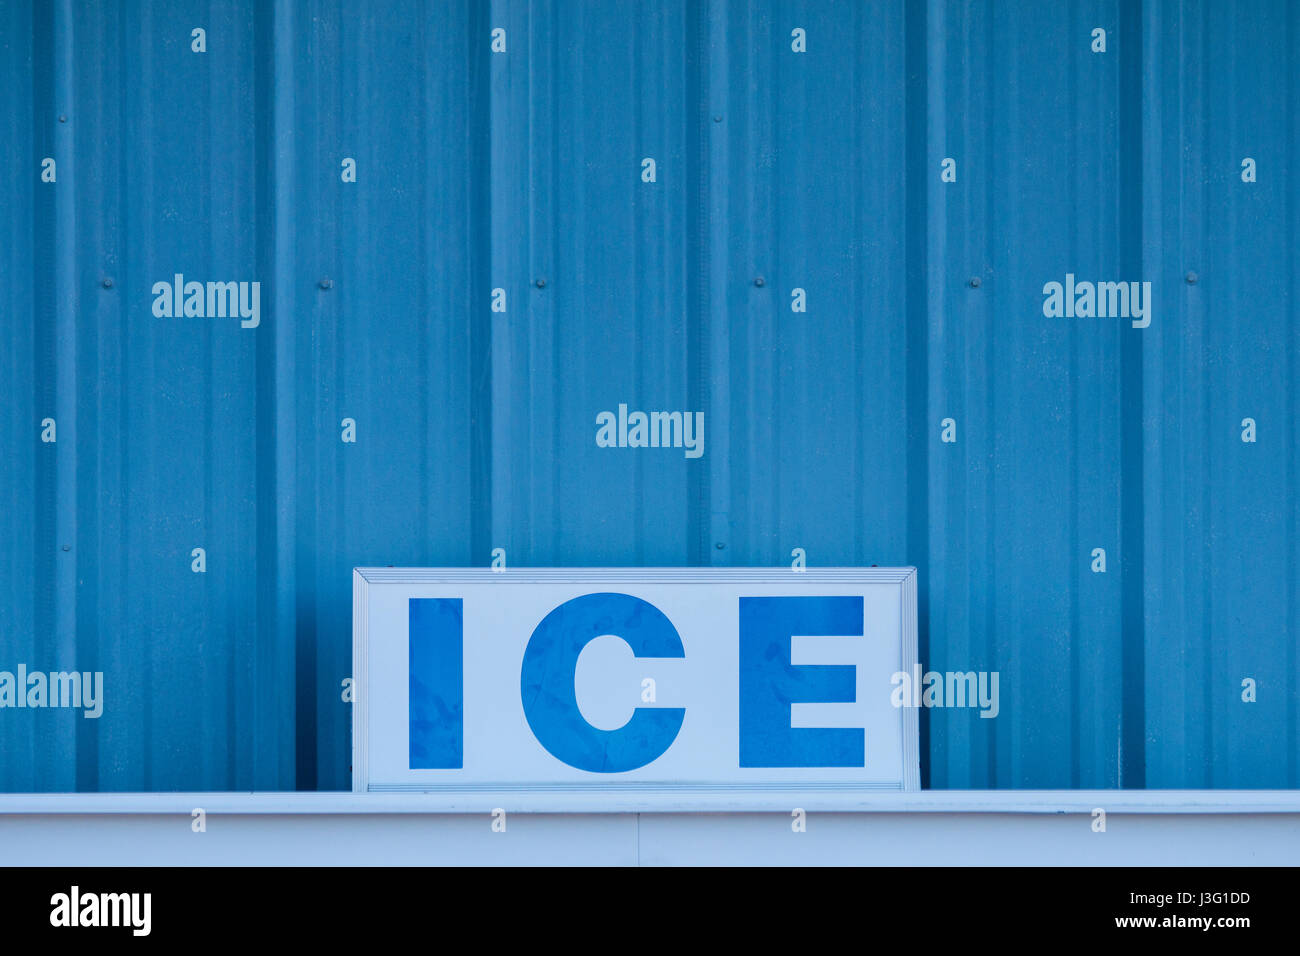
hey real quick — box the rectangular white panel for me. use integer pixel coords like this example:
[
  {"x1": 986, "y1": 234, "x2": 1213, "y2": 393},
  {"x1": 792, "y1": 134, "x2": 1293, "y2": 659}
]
[{"x1": 353, "y1": 568, "x2": 918, "y2": 807}]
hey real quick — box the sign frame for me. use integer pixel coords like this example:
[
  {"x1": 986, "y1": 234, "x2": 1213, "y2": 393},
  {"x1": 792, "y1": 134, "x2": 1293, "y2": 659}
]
[{"x1": 352, "y1": 567, "x2": 920, "y2": 806}]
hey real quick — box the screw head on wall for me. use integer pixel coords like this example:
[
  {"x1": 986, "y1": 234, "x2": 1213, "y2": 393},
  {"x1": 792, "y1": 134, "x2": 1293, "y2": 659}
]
[
  {"x1": 535, "y1": 278, "x2": 546, "y2": 289},
  {"x1": 101, "y1": 278, "x2": 113, "y2": 289},
  {"x1": 1185, "y1": 271, "x2": 1199, "y2": 284},
  {"x1": 754, "y1": 276, "x2": 765, "y2": 288},
  {"x1": 969, "y1": 276, "x2": 981, "y2": 288},
  {"x1": 319, "y1": 278, "x2": 333, "y2": 290}
]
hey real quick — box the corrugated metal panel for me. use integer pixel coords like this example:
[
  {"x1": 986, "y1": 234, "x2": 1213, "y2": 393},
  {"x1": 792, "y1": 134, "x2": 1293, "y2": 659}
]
[{"x1": 1, "y1": 0, "x2": 1296, "y2": 792}]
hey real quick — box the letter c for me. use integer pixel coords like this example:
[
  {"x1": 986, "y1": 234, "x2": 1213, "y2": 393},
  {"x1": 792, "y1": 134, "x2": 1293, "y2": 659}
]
[{"x1": 520, "y1": 593, "x2": 685, "y2": 772}]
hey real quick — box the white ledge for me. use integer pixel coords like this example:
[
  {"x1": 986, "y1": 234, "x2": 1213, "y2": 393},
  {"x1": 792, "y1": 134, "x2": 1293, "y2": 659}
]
[{"x1": 1, "y1": 790, "x2": 1299, "y2": 815}]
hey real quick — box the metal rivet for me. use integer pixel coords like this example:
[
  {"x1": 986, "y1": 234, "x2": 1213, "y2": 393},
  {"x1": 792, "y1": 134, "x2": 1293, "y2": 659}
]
[
  {"x1": 61, "y1": 544, "x2": 70, "y2": 552},
  {"x1": 535, "y1": 278, "x2": 546, "y2": 289},
  {"x1": 319, "y1": 278, "x2": 332, "y2": 290},
  {"x1": 715, "y1": 542, "x2": 726, "y2": 550},
  {"x1": 713, "y1": 115, "x2": 722, "y2": 123},
  {"x1": 58, "y1": 114, "x2": 67, "y2": 123},
  {"x1": 1185, "y1": 271, "x2": 1198, "y2": 284},
  {"x1": 969, "y1": 276, "x2": 981, "y2": 288},
  {"x1": 754, "y1": 276, "x2": 765, "y2": 287},
  {"x1": 101, "y1": 278, "x2": 113, "y2": 289}
]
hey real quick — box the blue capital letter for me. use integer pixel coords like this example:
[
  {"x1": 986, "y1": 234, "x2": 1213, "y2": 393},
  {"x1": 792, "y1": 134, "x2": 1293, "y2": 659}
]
[
  {"x1": 521, "y1": 592, "x2": 686, "y2": 773},
  {"x1": 409, "y1": 598, "x2": 464, "y2": 769},
  {"x1": 739, "y1": 596, "x2": 863, "y2": 767}
]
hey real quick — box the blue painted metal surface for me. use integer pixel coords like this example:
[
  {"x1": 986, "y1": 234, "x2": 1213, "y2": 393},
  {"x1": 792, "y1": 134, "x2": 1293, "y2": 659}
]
[{"x1": 1, "y1": 0, "x2": 1297, "y2": 792}]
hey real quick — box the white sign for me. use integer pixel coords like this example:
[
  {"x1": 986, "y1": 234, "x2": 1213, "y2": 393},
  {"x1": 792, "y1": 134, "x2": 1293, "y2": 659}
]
[{"x1": 353, "y1": 568, "x2": 919, "y2": 807}]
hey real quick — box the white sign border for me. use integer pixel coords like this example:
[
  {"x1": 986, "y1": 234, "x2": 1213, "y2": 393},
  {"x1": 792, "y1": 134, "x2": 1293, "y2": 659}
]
[{"x1": 352, "y1": 567, "x2": 920, "y2": 804}]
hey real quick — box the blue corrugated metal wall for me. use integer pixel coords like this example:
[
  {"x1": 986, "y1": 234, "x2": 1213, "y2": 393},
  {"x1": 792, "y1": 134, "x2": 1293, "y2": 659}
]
[{"x1": 1, "y1": 0, "x2": 1296, "y2": 792}]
